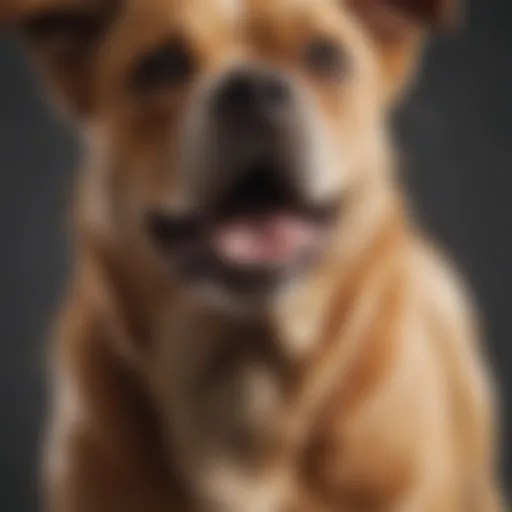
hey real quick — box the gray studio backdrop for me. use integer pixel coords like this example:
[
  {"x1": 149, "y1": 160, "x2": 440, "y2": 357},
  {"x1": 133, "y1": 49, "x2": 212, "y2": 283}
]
[{"x1": 0, "y1": 0, "x2": 510, "y2": 510}]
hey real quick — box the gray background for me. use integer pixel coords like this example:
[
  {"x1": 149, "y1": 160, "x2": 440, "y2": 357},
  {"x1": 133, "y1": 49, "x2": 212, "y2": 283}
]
[{"x1": 0, "y1": 0, "x2": 510, "y2": 510}]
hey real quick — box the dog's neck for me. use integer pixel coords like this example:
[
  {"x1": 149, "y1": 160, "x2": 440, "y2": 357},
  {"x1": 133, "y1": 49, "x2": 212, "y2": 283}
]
[{"x1": 75, "y1": 166, "x2": 406, "y2": 509}]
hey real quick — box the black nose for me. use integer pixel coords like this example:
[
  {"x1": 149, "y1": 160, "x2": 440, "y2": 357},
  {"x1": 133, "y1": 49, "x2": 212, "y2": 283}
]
[{"x1": 214, "y1": 68, "x2": 292, "y2": 124}]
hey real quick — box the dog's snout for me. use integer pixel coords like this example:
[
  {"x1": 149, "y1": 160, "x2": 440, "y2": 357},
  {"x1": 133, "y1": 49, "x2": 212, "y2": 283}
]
[{"x1": 214, "y1": 68, "x2": 292, "y2": 124}]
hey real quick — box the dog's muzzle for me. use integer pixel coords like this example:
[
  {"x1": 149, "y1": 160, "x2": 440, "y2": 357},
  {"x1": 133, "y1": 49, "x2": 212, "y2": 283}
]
[{"x1": 147, "y1": 66, "x2": 339, "y2": 295}]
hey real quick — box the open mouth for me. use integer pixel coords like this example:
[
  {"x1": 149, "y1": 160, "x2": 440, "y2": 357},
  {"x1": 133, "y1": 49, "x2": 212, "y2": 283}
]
[{"x1": 148, "y1": 157, "x2": 338, "y2": 293}]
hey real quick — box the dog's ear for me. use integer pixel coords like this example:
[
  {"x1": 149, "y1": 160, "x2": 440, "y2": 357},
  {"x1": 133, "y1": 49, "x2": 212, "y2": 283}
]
[
  {"x1": 346, "y1": 0, "x2": 460, "y2": 102},
  {"x1": 6, "y1": 0, "x2": 119, "y2": 118},
  {"x1": 397, "y1": 0, "x2": 456, "y2": 25},
  {"x1": 347, "y1": 0, "x2": 458, "y2": 38}
]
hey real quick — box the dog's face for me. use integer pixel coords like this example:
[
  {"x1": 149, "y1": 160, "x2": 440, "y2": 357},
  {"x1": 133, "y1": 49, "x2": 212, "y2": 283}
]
[{"x1": 14, "y1": 0, "x2": 453, "y2": 305}]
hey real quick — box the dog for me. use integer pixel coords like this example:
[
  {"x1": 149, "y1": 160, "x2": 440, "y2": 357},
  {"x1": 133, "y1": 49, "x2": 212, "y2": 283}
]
[{"x1": 4, "y1": 0, "x2": 505, "y2": 510}]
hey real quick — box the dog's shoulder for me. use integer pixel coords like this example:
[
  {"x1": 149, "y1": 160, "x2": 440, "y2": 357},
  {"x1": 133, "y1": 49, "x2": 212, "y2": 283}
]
[
  {"x1": 407, "y1": 234, "x2": 499, "y2": 471},
  {"x1": 408, "y1": 235, "x2": 477, "y2": 339}
]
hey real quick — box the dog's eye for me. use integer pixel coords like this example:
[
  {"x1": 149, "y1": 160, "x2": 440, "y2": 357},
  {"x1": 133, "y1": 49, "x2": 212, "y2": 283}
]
[
  {"x1": 130, "y1": 38, "x2": 194, "y2": 92},
  {"x1": 302, "y1": 37, "x2": 349, "y2": 81}
]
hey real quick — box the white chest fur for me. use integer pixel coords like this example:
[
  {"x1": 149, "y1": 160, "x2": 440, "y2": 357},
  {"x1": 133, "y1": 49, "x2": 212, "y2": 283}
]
[
  {"x1": 150, "y1": 307, "x2": 291, "y2": 512},
  {"x1": 195, "y1": 459, "x2": 288, "y2": 512}
]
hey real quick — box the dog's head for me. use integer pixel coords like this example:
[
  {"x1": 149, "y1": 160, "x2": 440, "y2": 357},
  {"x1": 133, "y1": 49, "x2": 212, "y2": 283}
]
[{"x1": 8, "y1": 0, "x2": 455, "y2": 306}]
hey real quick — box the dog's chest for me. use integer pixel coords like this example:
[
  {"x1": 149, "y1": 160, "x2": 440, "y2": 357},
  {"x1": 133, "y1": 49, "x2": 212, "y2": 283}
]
[
  {"x1": 156, "y1": 315, "x2": 292, "y2": 511},
  {"x1": 193, "y1": 459, "x2": 288, "y2": 512},
  {"x1": 181, "y1": 357, "x2": 288, "y2": 512}
]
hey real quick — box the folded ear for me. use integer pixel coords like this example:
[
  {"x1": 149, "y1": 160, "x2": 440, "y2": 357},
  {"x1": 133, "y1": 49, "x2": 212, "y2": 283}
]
[
  {"x1": 378, "y1": 0, "x2": 456, "y2": 27},
  {"x1": 346, "y1": 0, "x2": 460, "y2": 102},
  {"x1": 6, "y1": 0, "x2": 119, "y2": 118},
  {"x1": 348, "y1": 0, "x2": 458, "y2": 37},
  {"x1": 0, "y1": 1, "x2": 32, "y2": 26}
]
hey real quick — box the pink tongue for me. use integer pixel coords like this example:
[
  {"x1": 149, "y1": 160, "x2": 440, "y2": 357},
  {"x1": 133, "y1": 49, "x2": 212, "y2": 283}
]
[{"x1": 212, "y1": 214, "x2": 317, "y2": 267}]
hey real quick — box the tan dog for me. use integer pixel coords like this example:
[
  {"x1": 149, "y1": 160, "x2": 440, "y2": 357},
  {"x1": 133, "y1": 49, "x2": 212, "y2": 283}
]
[{"x1": 4, "y1": 0, "x2": 505, "y2": 510}]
